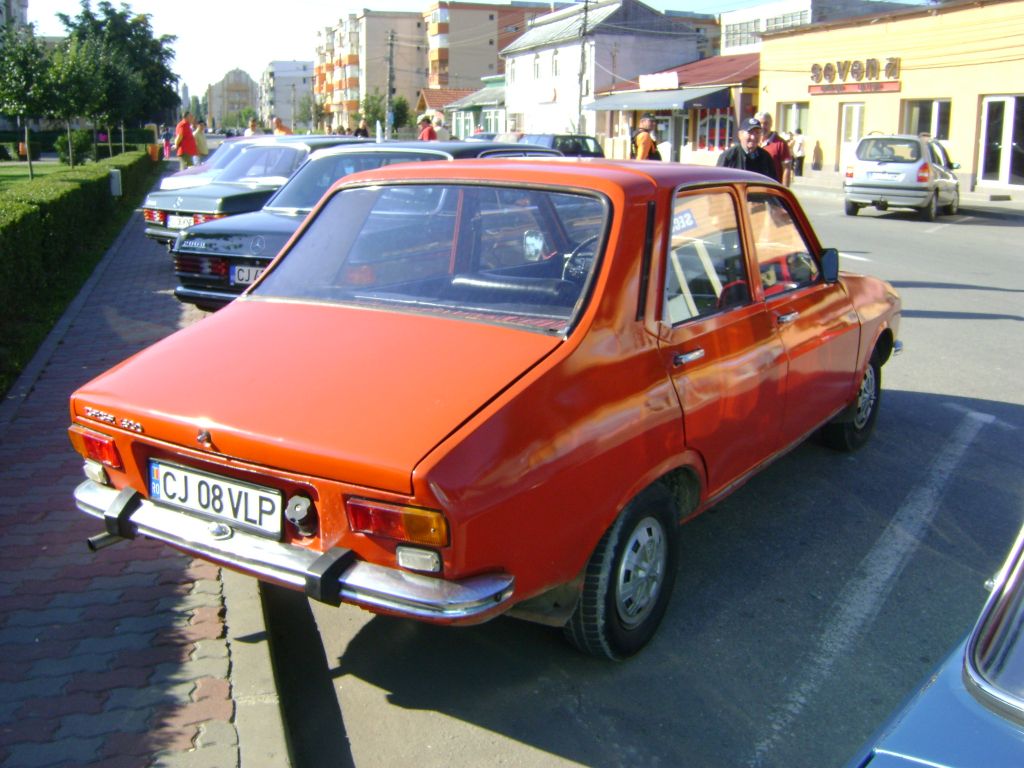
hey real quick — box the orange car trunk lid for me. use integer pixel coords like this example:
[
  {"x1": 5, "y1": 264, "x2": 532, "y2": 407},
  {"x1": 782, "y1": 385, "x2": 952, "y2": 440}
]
[{"x1": 71, "y1": 300, "x2": 562, "y2": 494}]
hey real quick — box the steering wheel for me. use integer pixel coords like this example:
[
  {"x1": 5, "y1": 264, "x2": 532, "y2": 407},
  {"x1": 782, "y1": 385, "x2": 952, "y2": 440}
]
[{"x1": 562, "y1": 235, "x2": 599, "y2": 282}]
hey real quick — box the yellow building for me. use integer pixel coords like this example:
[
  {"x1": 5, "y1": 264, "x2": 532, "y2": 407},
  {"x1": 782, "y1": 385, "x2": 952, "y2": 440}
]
[{"x1": 760, "y1": 0, "x2": 1024, "y2": 192}]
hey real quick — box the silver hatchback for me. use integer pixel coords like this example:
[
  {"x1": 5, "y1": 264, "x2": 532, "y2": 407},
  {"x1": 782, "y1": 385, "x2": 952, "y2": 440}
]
[{"x1": 844, "y1": 134, "x2": 960, "y2": 220}]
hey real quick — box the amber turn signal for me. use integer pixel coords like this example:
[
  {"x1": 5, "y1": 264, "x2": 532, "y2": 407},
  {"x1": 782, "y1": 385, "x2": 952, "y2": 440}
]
[{"x1": 345, "y1": 498, "x2": 449, "y2": 548}]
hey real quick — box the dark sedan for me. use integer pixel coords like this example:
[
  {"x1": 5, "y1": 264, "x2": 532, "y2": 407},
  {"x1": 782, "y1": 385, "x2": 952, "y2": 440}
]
[
  {"x1": 170, "y1": 140, "x2": 561, "y2": 311},
  {"x1": 141, "y1": 136, "x2": 367, "y2": 246}
]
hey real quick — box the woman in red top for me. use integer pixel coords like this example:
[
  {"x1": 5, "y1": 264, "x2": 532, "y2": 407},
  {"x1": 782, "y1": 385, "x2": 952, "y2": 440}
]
[
  {"x1": 417, "y1": 117, "x2": 437, "y2": 141},
  {"x1": 174, "y1": 112, "x2": 197, "y2": 170}
]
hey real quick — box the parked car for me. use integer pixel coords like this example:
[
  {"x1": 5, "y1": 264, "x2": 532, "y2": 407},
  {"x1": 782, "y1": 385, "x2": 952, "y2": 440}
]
[
  {"x1": 140, "y1": 136, "x2": 366, "y2": 245},
  {"x1": 516, "y1": 133, "x2": 605, "y2": 157},
  {"x1": 171, "y1": 140, "x2": 562, "y2": 311},
  {"x1": 843, "y1": 134, "x2": 960, "y2": 220},
  {"x1": 847, "y1": 524, "x2": 1024, "y2": 767},
  {"x1": 69, "y1": 160, "x2": 901, "y2": 659},
  {"x1": 159, "y1": 136, "x2": 255, "y2": 191}
]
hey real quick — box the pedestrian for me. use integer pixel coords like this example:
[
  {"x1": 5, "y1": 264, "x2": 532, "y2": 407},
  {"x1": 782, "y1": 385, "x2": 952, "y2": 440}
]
[
  {"x1": 755, "y1": 111, "x2": 791, "y2": 184},
  {"x1": 417, "y1": 116, "x2": 437, "y2": 141},
  {"x1": 791, "y1": 128, "x2": 806, "y2": 177},
  {"x1": 716, "y1": 117, "x2": 776, "y2": 180},
  {"x1": 244, "y1": 117, "x2": 260, "y2": 137},
  {"x1": 434, "y1": 119, "x2": 451, "y2": 141},
  {"x1": 632, "y1": 115, "x2": 662, "y2": 161},
  {"x1": 353, "y1": 119, "x2": 369, "y2": 138},
  {"x1": 272, "y1": 116, "x2": 293, "y2": 135},
  {"x1": 193, "y1": 120, "x2": 209, "y2": 165},
  {"x1": 160, "y1": 125, "x2": 171, "y2": 159},
  {"x1": 173, "y1": 111, "x2": 197, "y2": 170}
]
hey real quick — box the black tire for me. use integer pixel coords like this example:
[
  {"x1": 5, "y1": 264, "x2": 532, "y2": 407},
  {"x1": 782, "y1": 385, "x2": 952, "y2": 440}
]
[
  {"x1": 821, "y1": 355, "x2": 881, "y2": 452},
  {"x1": 919, "y1": 194, "x2": 937, "y2": 222},
  {"x1": 844, "y1": 200, "x2": 859, "y2": 216},
  {"x1": 564, "y1": 485, "x2": 678, "y2": 660},
  {"x1": 944, "y1": 189, "x2": 959, "y2": 216}
]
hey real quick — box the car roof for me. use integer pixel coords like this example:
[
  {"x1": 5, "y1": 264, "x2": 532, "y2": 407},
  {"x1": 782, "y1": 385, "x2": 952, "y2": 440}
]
[
  {"x1": 305, "y1": 139, "x2": 561, "y2": 160},
  {"x1": 330, "y1": 157, "x2": 780, "y2": 195}
]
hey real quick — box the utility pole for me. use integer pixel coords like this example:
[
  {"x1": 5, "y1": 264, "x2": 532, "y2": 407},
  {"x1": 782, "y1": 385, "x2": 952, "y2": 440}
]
[
  {"x1": 386, "y1": 30, "x2": 395, "y2": 139},
  {"x1": 576, "y1": 0, "x2": 590, "y2": 133}
]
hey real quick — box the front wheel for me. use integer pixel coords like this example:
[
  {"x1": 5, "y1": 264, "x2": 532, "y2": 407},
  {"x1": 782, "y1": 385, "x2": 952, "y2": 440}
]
[
  {"x1": 821, "y1": 356, "x2": 881, "y2": 452},
  {"x1": 564, "y1": 486, "x2": 678, "y2": 660}
]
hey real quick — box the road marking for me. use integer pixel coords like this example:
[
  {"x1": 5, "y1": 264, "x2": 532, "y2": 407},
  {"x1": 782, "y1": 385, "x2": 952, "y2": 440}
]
[
  {"x1": 747, "y1": 408, "x2": 995, "y2": 767},
  {"x1": 839, "y1": 252, "x2": 871, "y2": 263}
]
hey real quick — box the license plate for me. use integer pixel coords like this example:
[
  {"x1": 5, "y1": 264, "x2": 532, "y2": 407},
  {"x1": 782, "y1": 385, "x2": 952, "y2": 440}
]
[
  {"x1": 148, "y1": 460, "x2": 283, "y2": 537},
  {"x1": 869, "y1": 172, "x2": 901, "y2": 181},
  {"x1": 231, "y1": 265, "x2": 265, "y2": 285},
  {"x1": 167, "y1": 214, "x2": 194, "y2": 229}
]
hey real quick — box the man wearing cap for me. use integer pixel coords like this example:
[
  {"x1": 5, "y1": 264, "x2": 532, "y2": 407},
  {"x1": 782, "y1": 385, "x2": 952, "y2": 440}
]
[
  {"x1": 717, "y1": 117, "x2": 778, "y2": 180},
  {"x1": 632, "y1": 116, "x2": 661, "y2": 161},
  {"x1": 417, "y1": 116, "x2": 437, "y2": 141}
]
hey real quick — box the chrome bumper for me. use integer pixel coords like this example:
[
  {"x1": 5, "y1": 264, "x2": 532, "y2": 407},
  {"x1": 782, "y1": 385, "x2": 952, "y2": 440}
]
[{"x1": 75, "y1": 480, "x2": 515, "y2": 624}]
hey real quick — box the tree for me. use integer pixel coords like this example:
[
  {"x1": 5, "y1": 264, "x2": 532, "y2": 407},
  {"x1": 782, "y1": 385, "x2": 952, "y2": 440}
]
[
  {"x1": 391, "y1": 96, "x2": 411, "y2": 131},
  {"x1": 360, "y1": 89, "x2": 387, "y2": 132},
  {"x1": 57, "y1": 1, "x2": 179, "y2": 124},
  {"x1": 0, "y1": 24, "x2": 53, "y2": 179},
  {"x1": 48, "y1": 35, "x2": 102, "y2": 166}
]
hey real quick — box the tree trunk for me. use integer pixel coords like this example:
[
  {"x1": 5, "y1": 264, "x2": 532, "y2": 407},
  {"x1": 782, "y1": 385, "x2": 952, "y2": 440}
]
[
  {"x1": 66, "y1": 122, "x2": 75, "y2": 167},
  {"x1": 23, "y1": 123, "x2": 35, "y2": 180}
]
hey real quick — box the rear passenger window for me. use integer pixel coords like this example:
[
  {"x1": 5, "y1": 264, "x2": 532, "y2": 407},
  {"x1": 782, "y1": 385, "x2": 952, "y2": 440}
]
[{"x1": 664, "y1": 190, "x2": 749, "y2": 325}]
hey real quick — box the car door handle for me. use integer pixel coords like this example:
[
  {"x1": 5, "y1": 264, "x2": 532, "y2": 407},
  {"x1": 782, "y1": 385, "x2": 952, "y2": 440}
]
[
  {"x1": 776, "y1": 311, "x2": 800, "y2": 325},
  {"x1": 673, "y1": 349, "x2": 705, "y2": 367}
]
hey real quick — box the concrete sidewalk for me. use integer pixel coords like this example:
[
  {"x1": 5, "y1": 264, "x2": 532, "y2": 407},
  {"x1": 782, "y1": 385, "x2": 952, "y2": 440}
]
[{"x1": 0, "y1": 178, "x2": 288, "y2": 767}]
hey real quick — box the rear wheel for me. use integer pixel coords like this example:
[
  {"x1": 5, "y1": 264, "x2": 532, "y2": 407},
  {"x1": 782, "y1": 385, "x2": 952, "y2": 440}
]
[
  {"x1": 844, "y1": 199, "x2": 860, "y2": 216},
  {"x1": 919, "y1": 194, "x2": 937, "y2": 222},
  {"x1": 564, "y1": 486, "x2": 678, "y2": 660},
  {"x1": 821, "y1": 355, "x2": 881, "y2": 452}
]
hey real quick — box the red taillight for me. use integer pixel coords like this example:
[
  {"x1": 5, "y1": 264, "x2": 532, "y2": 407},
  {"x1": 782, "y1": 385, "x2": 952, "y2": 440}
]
[
  {"x1": 174, "y1": 254, "x2": 228, "y2": 277},
  {"x1": 345, "y1": 498, "x2": 449, "y2": 547},
  {"x1": 68, "y1": 424, "x2": 123, "y2": 469},
  {"x1": 193, "y1": 213, "x2": 226, "y2": 224},
  {"x1": 845, "y1": 166, "x2": 854, "y2": 179},
  {"x1": 142, "y1": 209, "x2": 166, "y2": 225},
  {"x1": 916, "y1": 162, "x2": 932, "y2": 183}
]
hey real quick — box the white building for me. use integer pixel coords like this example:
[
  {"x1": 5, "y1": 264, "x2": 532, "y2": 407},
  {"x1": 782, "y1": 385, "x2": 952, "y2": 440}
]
[
  {"x1": 1, "y1": 0, "x2": 27, "y2": 27},
  {"x1": 501, "y1": 0, "x2": 701, "y2": 136},
  {"x1": 260, "y1": 60, "x2": 315, "y2": 131}
]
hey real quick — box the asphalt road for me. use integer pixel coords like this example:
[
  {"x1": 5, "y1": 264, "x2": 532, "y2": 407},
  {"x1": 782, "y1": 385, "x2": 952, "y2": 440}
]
[{"x1": 270, "y1": 193, "x2": 1024, "y2": 768}]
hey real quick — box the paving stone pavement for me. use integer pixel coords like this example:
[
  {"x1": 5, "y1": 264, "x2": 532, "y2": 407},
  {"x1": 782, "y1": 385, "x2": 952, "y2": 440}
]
[{"x1": 0, "y1": 172, "x2": 281, "y2": 768}]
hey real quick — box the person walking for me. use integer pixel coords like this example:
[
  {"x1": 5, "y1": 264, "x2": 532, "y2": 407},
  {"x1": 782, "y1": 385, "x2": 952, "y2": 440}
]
[
  {"x1": 632, "y1": 115, "x2": 662, "y2": 161},
  {"x1": 173, "y1": 112, "x2": 197, "y2": 170},
  {"x1": 244, "y1": 117, "x2": 260, "y2": 137},
  {"x1": 791, "y1": 128, "x2": 806, "y2": 177},
  {"x1": 417, "y1": 116, "x2": 437, "y2": 141},
  {"x1": 716, "y1": 117, "x2": 776, "y2": 180},
  {"x1": 755, "y1": 111, "x2": 791, "y2": 184},
  {"x1": 193, "y1": 120, "x2": 209, "y2": 165},
  {"x1": 353, "y1": 119, "x2": 369, "y2": 138}
]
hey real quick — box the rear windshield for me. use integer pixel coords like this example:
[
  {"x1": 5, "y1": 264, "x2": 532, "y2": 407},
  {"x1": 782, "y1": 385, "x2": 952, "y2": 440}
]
[
  {"x1": 855, "y1": 138, "x2": 921, "y2": 163},
  {"x1": 253, "y1": 183, "x2": 608, "y2": 334},
  {"x1": 218, "y1": 145, "x2": 307, "y2": 183}
]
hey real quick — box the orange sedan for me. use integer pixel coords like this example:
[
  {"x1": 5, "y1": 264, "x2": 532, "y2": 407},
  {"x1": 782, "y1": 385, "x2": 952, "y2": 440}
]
[{"x1": 68, "y1": 159, "x2": 901, "y2": 659}]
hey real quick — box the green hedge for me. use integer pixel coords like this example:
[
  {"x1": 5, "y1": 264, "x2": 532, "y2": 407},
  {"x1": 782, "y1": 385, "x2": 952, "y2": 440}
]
[{"x1": 0, "y1": 150, "x2": 162, "y2": 393}]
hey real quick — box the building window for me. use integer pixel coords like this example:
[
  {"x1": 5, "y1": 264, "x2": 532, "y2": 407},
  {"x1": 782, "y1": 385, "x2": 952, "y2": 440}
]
[
  {"x1": 764, "y1": 11, "x2": 808, "y2": 31},
  {"x1": 778, "y1": 102, "x2": 809, "y2": 134},
  {"x1": 553, "y1": 50, "x2": 559, "y2": 78},
  {"x1": 903, "y1": 99, "x2": 951, "y2": 140},
  {"x1": 723, "y1": 20, "x2": 759, "y2": 47},
  {"x1": 533, "y1": 54, "x2": 541, "y2": 80},
  {"x1": 697, "y1": 109, "x2": 733, "y2": 151}
]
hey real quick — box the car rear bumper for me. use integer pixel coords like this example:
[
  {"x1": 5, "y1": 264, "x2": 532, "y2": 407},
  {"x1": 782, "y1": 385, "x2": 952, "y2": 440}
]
[
  {"x1": 173, "y1": 284, "x2": 235, "y2": 309},
  {"x1": 75, "y1": 479, "x2": 515, "y2": 624},
  {"x1": 844, "y1": 183, "x2": 931, "y2": 208},
  {"x1": 143, "y1": 224, "x2": 180, "y2": 244}
]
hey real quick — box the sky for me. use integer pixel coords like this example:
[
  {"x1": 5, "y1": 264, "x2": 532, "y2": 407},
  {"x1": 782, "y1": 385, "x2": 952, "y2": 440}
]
[{"x1": 28, "y1": 0, "x2": 924, "y2": 97}]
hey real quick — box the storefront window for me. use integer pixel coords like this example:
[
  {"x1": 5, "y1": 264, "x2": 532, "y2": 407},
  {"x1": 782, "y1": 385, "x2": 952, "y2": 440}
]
[
  {"x1": 778, "y1": 103, "x2": 808, "y2": 134},
  {"x1": 903, "y1": 99, "x2": 951, "y2": 140},
  {"x1": 697, "y1": 109, "x2": 733, "y2": 151}
]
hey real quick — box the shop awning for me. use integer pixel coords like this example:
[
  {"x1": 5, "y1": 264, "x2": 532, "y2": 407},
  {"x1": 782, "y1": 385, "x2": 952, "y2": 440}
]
[{"x1": 585, "y1": 85, "x2": 729, "y2": 112}]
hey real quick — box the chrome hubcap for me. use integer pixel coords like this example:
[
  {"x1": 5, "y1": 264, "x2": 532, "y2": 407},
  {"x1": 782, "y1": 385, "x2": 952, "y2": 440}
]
[
  {"x1": 853, "y1": 365, "x2": 877, "y2": 429},
  {"x1": 615, "y1": 516, "x2": 667, "y2": 628}
]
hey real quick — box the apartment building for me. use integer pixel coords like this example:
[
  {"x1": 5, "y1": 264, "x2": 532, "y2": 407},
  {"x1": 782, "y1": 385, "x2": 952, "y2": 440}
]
[
  {"x1": 260, "y1": 60, "x2": 314, "y2": 131},
  {"x1": 206, "y1": 69, "x2": 259, "y2": 132}
]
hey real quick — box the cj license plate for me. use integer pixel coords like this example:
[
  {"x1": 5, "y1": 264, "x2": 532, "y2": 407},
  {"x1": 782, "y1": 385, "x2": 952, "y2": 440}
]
[
  {"x1": 869, "y1": 172, "x2": 901, "y2": 181},
  {"x1": 231, "y1": 265, "x2": 265, "y2": 285},
  {"x1": 148, "y1": 460, "x2": 282, "y2": 537},
  {"x1": 167, "y1": 214, "x2": 194, "y2": 230}
]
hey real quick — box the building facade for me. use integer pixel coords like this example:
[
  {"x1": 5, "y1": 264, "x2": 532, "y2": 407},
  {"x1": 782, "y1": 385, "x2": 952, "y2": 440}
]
[
  {"x1": 759, "y1": 0, "x2": 1024, "y2": 190},
  {"x1": 314, "y1": 11, "x2": 423, "y2": 134},
  {"x1": 1, "y1": 0, "x2": 27, "y2": 27},
  {"x1": 260, "y1": 60, "x2": 314, "y2": 131},
  {"x1": 205, "y1": 69, "x2": 259, "y2": 133},
  {"x1": 502, "y1": 0, "x2": 701, "y2": 136}
]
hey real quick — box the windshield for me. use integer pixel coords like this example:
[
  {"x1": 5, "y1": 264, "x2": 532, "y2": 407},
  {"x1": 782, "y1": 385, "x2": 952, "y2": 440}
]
[
  {"x1": 254, "y1": 182, "x2": 608, "y2": 333},
  {"x1": 265, "y1": 151, "x2": 445, "y2": 212},
  {"x1": 218, "y1": 144, "x2": 307, "y2": 183},
  {"x1": 855, "y1": 138, "x2": 922, "y2": 163}
]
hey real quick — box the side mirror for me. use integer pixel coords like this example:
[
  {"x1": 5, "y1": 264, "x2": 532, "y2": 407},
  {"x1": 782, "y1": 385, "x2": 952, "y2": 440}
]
[
  {"x1": 951, "y1": 162, "x2": 961, "y2": 170},
  {"x1": 820, "y1": 247, "x2": 839, "y2": 283}
]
